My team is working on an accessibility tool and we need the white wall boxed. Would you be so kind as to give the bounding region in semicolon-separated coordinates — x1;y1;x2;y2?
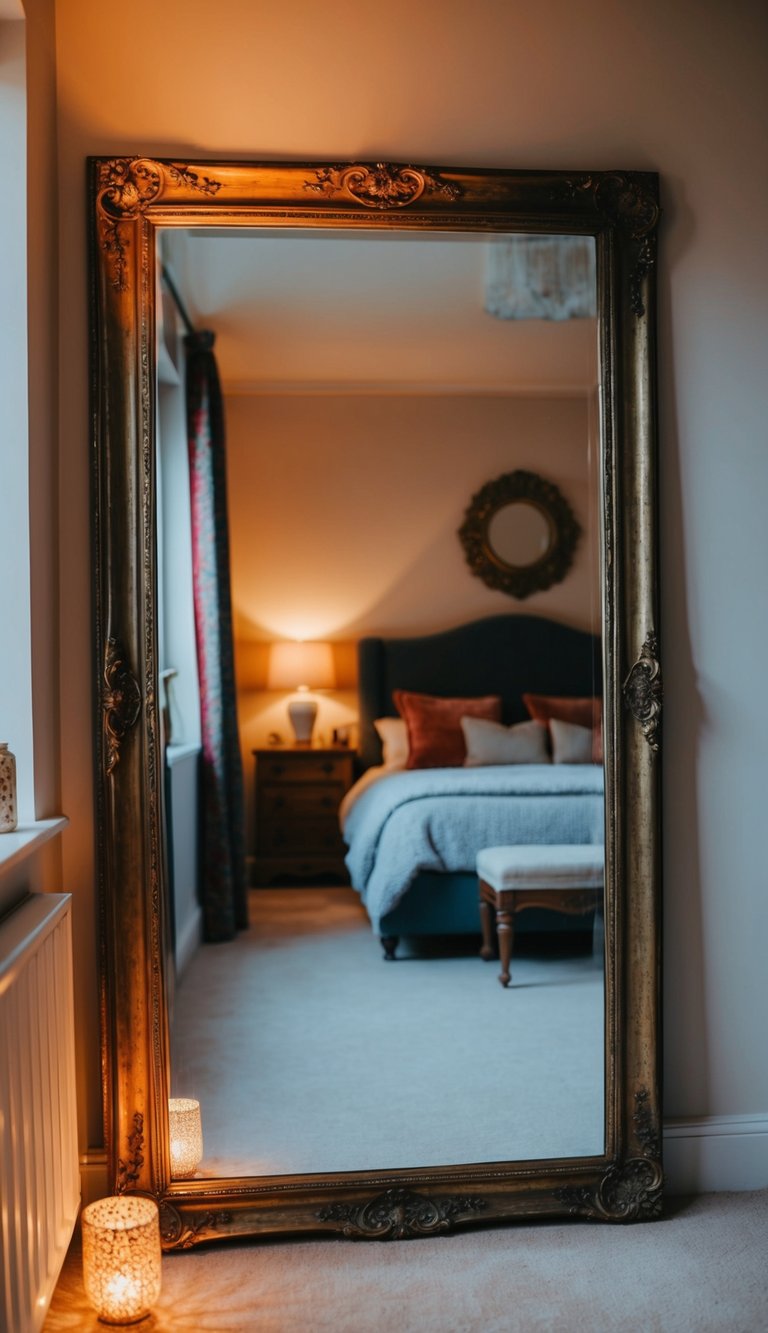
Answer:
0;20;34;829
0;1;63;918
51;0;768;1166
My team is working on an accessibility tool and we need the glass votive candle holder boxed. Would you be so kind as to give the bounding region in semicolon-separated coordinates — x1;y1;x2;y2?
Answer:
168;1097;203;1178
81;1195;161;1324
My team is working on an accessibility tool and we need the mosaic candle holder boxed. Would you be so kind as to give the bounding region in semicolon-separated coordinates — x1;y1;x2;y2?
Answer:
81;1195;161;1324
0;743;17;832
168;1097;203;1178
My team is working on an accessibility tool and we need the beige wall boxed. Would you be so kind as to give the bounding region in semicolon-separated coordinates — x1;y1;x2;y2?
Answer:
228;392;597;648
49;0;768;1155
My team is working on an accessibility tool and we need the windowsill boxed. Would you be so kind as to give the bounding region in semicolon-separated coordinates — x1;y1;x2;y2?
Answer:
166;742;201;767
0;817;69;875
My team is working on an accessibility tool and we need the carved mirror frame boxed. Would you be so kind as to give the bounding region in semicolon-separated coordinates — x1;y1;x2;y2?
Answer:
89;158;662;1248
458;468;581;598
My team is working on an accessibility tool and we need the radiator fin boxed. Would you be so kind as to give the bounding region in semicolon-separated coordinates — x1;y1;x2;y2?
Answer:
0;894;79;1333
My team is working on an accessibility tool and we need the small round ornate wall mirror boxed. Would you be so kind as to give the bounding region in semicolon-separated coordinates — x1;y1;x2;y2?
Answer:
458;469;580;598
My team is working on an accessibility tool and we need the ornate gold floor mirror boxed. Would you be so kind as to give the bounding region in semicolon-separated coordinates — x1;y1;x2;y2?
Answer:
89;159;661;1248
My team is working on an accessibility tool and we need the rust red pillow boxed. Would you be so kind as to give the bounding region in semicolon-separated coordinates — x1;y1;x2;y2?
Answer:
522;693;603;763
394;690;502;769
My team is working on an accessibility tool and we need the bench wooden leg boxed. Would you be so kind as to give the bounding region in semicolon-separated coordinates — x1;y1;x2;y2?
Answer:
496;907;514;987
479;884;495;961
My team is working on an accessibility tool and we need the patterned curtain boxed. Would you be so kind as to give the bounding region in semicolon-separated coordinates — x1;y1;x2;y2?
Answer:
185;330;247;941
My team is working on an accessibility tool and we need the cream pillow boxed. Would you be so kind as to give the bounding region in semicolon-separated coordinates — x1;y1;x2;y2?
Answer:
374;716;409;768
461;716;550;767
549;718;595;764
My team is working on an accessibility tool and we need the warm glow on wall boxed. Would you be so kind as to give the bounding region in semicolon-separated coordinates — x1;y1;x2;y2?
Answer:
266;641;335;691
227;395;597;644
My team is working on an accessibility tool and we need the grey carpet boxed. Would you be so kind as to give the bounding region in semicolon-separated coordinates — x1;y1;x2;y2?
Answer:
45;1190;768;1332
170;888;604;1176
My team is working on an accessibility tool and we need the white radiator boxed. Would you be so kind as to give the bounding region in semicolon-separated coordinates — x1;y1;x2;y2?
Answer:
0;893;79;1333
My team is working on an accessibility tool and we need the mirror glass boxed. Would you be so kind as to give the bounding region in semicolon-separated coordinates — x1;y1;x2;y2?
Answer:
487;502;552;567
157;226;602;1180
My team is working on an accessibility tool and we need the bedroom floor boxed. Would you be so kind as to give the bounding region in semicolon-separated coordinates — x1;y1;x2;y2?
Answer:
170;887;604;1176
44;1189;768;1332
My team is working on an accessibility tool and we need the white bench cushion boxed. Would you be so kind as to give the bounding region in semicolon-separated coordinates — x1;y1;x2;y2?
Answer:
477;844;604;891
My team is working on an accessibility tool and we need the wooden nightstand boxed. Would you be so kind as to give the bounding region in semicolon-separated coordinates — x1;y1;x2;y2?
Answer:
252;745;355;885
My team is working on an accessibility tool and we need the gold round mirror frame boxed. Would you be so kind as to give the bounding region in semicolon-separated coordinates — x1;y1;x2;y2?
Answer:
459;469;581;598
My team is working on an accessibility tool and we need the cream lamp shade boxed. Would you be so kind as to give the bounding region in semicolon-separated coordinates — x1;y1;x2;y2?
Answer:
267;641;336;743
81;1195;162;1324
267;641;335;691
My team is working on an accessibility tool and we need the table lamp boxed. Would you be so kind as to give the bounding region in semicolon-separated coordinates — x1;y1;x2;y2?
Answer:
267;641;335;743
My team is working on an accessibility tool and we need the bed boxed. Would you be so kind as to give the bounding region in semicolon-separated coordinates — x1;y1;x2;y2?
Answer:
341;614;604;958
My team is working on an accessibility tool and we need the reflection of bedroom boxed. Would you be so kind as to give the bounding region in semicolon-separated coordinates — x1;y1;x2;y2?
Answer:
231;389;601;758
158;227;606;1178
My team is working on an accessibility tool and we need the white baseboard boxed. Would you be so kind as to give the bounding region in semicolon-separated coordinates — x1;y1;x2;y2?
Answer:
79;1152;109;1207
663;1114;768;1193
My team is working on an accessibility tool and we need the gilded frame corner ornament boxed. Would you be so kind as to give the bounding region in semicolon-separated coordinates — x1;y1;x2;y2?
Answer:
89;158;661;1248
554;171;660;316
159;1203;234;1251
555;1088;663;1221
95;157;225;289
458;469;581;599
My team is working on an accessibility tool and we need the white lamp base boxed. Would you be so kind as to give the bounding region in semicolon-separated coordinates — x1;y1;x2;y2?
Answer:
288;698;317;743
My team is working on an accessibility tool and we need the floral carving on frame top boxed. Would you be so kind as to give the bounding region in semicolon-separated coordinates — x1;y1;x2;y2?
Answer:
304;163;463;210
96;158;223;289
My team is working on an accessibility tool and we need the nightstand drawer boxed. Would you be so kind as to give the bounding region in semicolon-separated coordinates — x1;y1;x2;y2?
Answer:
252;746;354;884
258;754;351;784
260;819;345;855
261;784;345;819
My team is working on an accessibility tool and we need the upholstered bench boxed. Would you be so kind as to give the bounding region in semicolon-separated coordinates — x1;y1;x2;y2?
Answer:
477;845;604;987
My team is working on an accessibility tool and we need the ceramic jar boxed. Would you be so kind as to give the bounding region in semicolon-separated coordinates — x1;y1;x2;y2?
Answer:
0;744;18;832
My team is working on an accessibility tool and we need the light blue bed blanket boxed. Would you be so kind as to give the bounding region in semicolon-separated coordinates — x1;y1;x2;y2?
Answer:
342;765;604;931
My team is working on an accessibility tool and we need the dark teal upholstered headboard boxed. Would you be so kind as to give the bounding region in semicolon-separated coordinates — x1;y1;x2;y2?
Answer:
357;614;602;771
